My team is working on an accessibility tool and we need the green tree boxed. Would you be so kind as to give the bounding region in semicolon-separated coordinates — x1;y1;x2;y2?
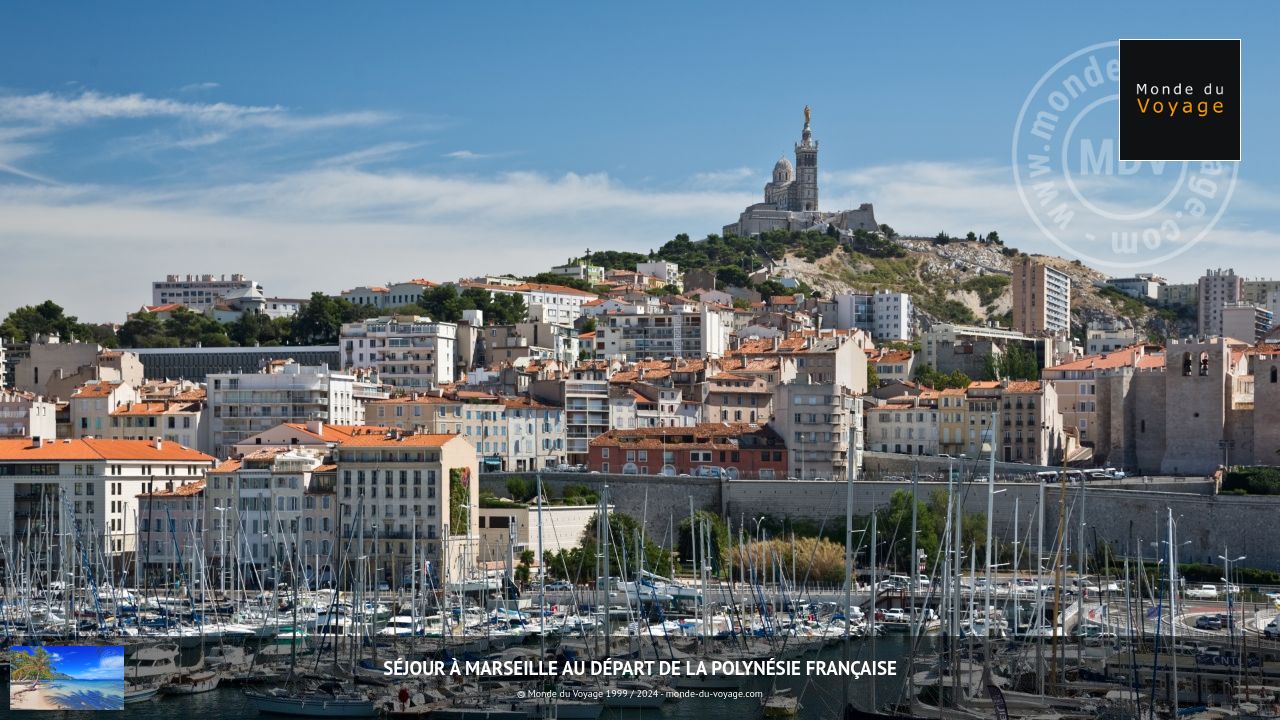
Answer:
118;312;166;347
505;476;536;502
980;344;1040;381
291;292;349;344
867;363;880;389
875;490;942;572
0;300;98;344
163;307;229;346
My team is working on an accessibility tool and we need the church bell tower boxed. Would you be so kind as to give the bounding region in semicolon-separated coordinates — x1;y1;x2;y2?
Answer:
793;105;818;212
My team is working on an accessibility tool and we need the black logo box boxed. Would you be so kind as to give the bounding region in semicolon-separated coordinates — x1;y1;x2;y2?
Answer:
1119;39;1240;162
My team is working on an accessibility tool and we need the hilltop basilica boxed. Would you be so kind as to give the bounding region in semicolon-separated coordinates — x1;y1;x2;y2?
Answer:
723;106;880;238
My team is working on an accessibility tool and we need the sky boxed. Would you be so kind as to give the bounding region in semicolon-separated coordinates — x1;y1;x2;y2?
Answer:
13;645;125;680
0;2;1277;322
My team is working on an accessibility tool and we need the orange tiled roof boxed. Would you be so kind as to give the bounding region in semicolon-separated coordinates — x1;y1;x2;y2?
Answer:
111;401;200;416
337;432;457;448
72;382;122;399
278;423;396;443
143;303;183;313
209;458;243;473
139;479;206;497
0;438;213;462
1046;344;1165;373
1004;380;1043;393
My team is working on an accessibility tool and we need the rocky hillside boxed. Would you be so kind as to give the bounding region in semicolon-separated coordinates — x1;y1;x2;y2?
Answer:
770;235;1194;342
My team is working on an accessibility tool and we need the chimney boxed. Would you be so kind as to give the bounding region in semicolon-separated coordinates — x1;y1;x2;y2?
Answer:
307;419;325;436
772;336;780;352
32;436;44;448
153;437;163;451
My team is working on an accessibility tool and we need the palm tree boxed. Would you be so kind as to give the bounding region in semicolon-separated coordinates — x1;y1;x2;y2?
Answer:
11;647;55;685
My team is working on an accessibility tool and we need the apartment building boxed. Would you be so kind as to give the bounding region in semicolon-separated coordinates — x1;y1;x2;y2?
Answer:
997;380;1063;465
204;448;329;588
152;273;258;311
135;479;206;583
530;364;612;465
1012;257;1071;336
587;423;787;478
458;321;579;370
770;380;862;480
16;341;144;400
340;315;457;389
1198;268;1244;337
703;372;773;424
595;302;730;361
0;389;56;439
1221;302;1273;343
334;431;478;589
0;437;214;572
339;279;438;309
733;331;869;394
208;362;364;458
366;392;567;472
867;393;939;456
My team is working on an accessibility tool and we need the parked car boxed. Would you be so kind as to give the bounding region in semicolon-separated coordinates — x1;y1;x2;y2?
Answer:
1264;618;1279;639
881;608;907;622
544;580;573;591
1195;615;1223;630
1186;584;1220;599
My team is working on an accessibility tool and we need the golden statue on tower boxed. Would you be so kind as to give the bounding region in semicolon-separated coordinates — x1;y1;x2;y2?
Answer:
804;105;811;125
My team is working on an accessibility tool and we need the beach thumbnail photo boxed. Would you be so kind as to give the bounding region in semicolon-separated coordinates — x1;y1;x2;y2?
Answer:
7;645;125;711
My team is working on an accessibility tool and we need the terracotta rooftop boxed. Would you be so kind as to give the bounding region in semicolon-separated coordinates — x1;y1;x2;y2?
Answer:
1045;344;1166;373
138;479;207;498
72;382;122;399
0;438;213;462
279;423;398;443
1004;380;1043;393
337;432;458;448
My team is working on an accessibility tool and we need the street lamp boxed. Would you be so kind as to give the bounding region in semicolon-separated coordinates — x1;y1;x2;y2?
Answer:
1217;552;1246;646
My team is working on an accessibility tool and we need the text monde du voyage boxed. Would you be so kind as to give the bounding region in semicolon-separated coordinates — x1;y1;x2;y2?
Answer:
1134;83;1229;118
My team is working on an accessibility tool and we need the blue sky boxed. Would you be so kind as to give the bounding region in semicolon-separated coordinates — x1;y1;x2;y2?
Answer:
13;645;125;680
0;2;1276;321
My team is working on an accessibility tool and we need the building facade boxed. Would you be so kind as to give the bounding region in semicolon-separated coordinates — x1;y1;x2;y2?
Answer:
152;274;258;311
340;315;458;389
208;362;364;458
1012;257;1071;336
1198;268;1244;337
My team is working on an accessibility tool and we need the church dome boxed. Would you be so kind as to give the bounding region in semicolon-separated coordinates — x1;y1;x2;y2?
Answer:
772;156;794;182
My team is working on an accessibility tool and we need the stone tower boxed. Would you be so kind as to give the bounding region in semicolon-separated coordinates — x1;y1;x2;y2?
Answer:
792;105;819;212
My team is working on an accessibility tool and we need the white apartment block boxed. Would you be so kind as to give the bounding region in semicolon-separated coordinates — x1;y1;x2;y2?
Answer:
871;290;913;341
476;503;604;567
153;274;259;311
339;279;438;309
1085;322;1138;355
0;437;214;566
635;261;681;286
340;316;457;389
208;362;362;458
596;303;730;361
0;389;56;439
366;393;567;472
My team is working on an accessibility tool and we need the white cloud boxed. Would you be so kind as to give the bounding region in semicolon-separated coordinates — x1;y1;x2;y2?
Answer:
319;142;424;168
688;167;758;190
179;82;221;92
74;653;125;680
443;149;512;160
0;90;393;134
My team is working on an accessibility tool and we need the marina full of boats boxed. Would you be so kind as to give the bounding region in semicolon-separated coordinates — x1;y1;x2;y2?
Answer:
5;471;1280;718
